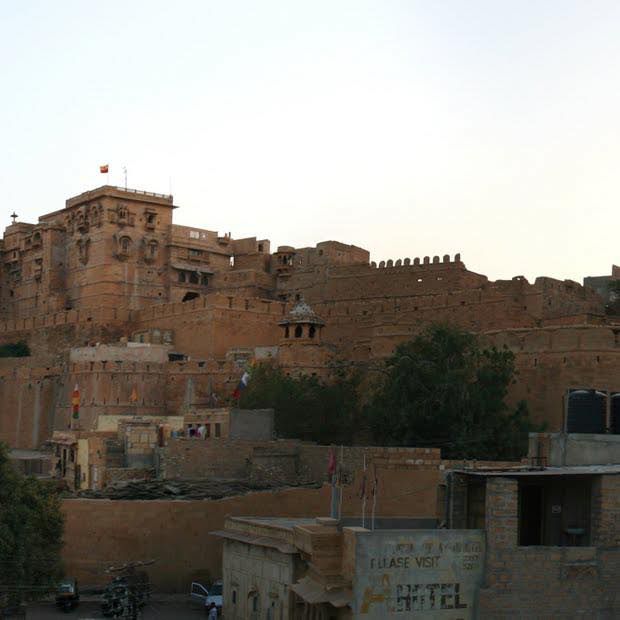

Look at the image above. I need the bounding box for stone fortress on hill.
[0,184,618,449]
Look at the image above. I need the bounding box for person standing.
[207,602,218,619]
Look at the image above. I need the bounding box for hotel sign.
[354,530,485,619]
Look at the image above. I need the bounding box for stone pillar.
[485,477,518,549]
[483,477,518,593]
[591,474,620,547]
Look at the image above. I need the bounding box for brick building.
[448,467,620,618]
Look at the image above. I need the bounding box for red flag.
[327,449,337,477]
[100,164,109,174]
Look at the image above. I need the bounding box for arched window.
[294,325,302,338]
[148,241,158,258]
[309,325,316,339]
[178,272,186,283]
[119,236,131,253]
[284,326,289,338]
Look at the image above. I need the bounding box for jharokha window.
[119,236,131,254]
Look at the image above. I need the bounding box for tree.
[239,363,361,444]
[365,324,539,459]
[0,444,64,606]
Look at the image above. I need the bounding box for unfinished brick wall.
[157,439,258,479]
[479,475,620,618]
[106,467,154,485]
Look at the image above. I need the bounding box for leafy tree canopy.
[365,324,540,459]
[239,363,360,445]
[0,444,64,606]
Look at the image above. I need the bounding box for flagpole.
[371,464,378,531]
[338,444,344,520]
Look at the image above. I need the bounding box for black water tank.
[566,389,606,433]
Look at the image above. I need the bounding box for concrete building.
[214,516,485,619]
[447,465,620,617]
[184,408,274,441]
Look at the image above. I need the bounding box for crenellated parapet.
[370,253,463,269]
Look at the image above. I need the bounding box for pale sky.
[1,1,618,283]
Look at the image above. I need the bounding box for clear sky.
[1,1,618,282]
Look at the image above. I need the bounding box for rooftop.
[53,185,176,214]
[228,516,318,531]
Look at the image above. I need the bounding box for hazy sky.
[1,1,618,282]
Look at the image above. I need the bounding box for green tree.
[366,324,539,459]
[239,363,361,444]
[0,444,64,606]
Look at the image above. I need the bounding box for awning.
[171,261,213,274]
[453,464,620,476]
[290,577,352,608]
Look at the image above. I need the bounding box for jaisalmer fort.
[1,184,617,445]
[3,184,620,618]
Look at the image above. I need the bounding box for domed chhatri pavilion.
[278,300,325,341]
[278,300,329,375]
